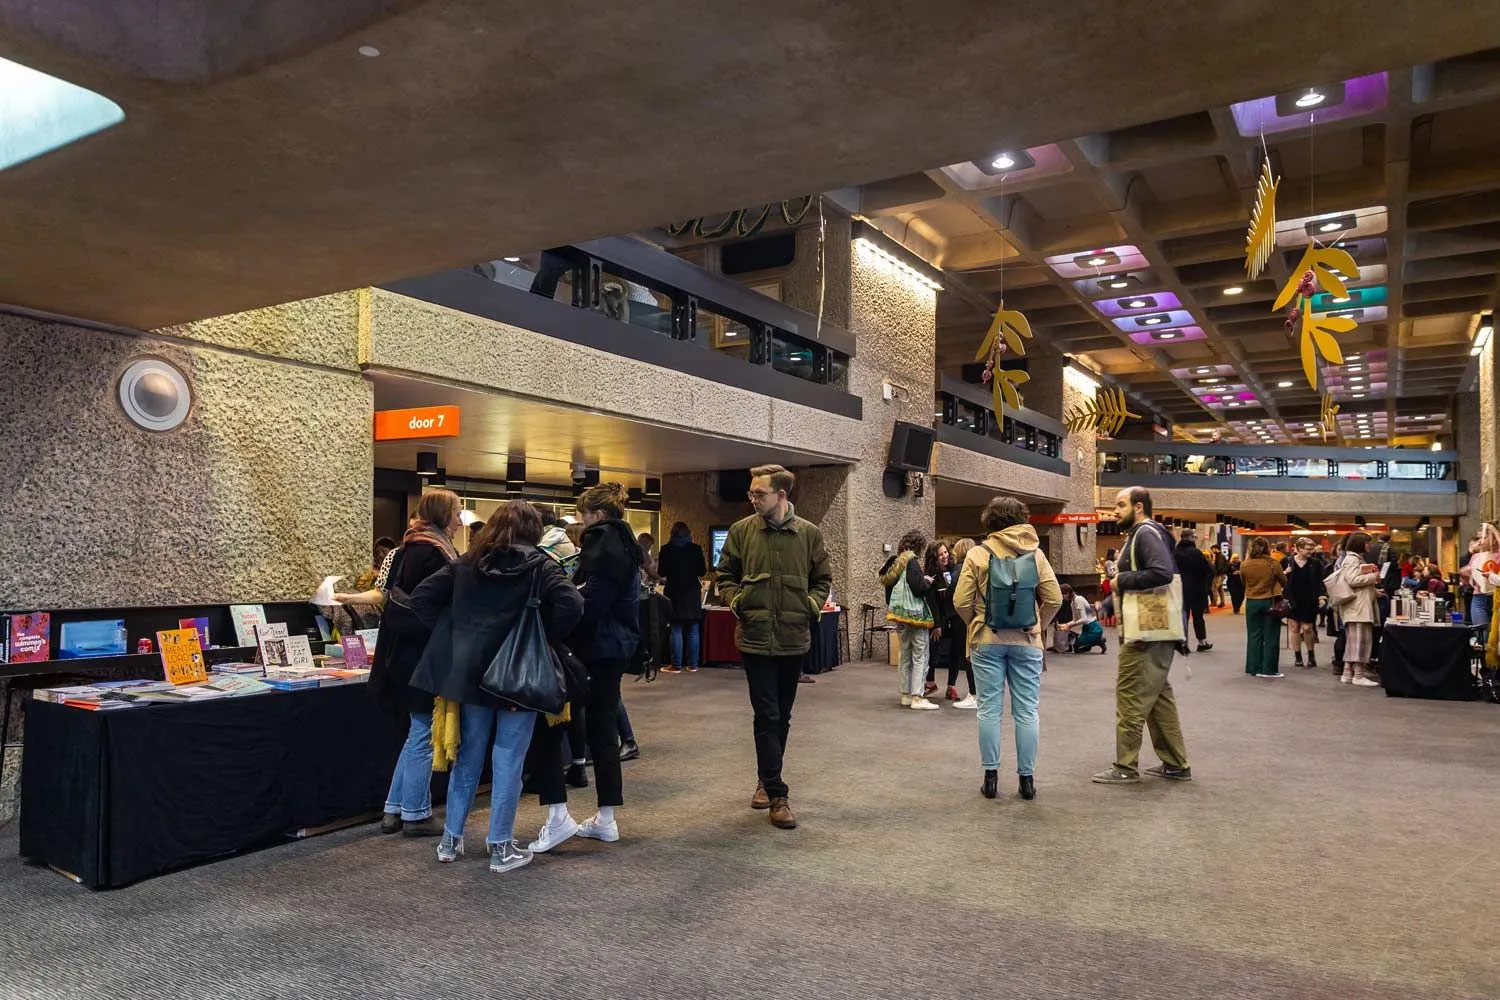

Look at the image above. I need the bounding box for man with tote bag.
[1092,487,1192,784]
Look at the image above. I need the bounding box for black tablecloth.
[19,685,426,888]
[1379,624,1478,701]
[804,611,842,674]
[700,608,842,672]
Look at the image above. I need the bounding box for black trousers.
[743,653,802,799]
[1186,605,1208,642]
[535,659,626,808]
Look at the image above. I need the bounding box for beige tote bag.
[1120,522,1186,642]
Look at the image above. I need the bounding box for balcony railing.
[379,236,860,419]
[935,376,1069,476]
[1098,440,1458,493]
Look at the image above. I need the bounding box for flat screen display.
[711,527,730,570]
[58,619,128,659]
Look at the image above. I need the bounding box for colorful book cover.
[156,627,207,685]
[281,634,315,671]
[357,628,380,653]
[229,605,268,648]
[340,635,369,669]
[5,612,51,663]
[261,675,322,691]
[254,622,290,667]
[178,616,211,651]
[205,676,271,697]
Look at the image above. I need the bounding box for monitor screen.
[711,527,730,569]
[58,619,128,659]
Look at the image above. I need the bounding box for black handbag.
[1269,596,1291,620]
[379,548,431,640]
[478,567,566,715]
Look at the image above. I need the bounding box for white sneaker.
[1352,676,1380,687]
[953,694,978,709]
[909,697,940,711]
[1340,670,1353,684]
[900,695,913,707]
[1265,672,1285,678]
[577,814,620,842]
[527,815,579,853]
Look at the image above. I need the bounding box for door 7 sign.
[373,406,461,441]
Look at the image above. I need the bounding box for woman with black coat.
[657,521,708,672]
[1173,530,1214,652]
[408,500,584,873]
[527,482,642,855]
[358,489,461,839]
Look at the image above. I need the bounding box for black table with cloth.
[1379,623,1477,701]
[700,607,842,672]
[19,685,439,889]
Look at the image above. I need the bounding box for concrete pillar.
[1457,390,1482,546]
[1480,337,1498,529]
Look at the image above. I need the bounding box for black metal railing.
[934,376,1069,476]
[1098,440,1458,493]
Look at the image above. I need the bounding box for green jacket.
[715,508,834,656]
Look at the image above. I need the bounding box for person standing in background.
[881,531,940,710]
[1210,546,1229,608]
[1173,529,1214,654]
[1226,554,1246,615]
[1333,532,1383,687]
[1284,536,1325,670]
[716,464,833,831]
[1093,488,1191,785]
[657,522,708,673]
[1462,523,1500,628]
[1240,537,1287,678]
[924,539,975,706]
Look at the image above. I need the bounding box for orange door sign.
[374,406,461,440]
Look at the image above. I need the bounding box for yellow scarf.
[1487,610,1499,670]
[430,698,462,772]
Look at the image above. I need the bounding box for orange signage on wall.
[373,406,461,441]
[1030,512,1105,525]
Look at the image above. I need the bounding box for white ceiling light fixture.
[118,357,192,432]
[1222,286,1244,296]
[1157,331,1179,339]
[1125,299,1148,308]
[854,230,943,291]
[1349,375,1365,381]
[1296,89,1327,108]
[1277,380,1293,388]
[1352,392,1367,398]
[1318,221,1343,233]
[358,45,381,57]
[502,256,521,263]
[1107,279,1130,290]
[990,153,1016,170]
[1346,354,1361,360]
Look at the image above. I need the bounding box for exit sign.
[374,405,461,441]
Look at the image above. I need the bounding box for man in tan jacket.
[953,496,1063,801]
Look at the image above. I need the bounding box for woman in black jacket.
[527,482,642,854]
[1173,531,1214,653]
[408,500,584,874]
[923,539,977,706]
[359,489,461,839]
[657,521,708,672]
[1284,537,1325,669]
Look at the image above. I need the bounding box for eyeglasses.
[747,490,777,500]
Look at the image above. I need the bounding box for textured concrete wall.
[1457,390,1483,545]
[1047,372,1101,575]
[364,289,863,462]
[1096,484,1466,518]
[156,291,367,370]
[1480,340,1497,526]
[930,444,1071,503]
[0,312,371,609]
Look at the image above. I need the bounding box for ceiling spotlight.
[1277,380,1293,388]
[1200,377,1222,384]
[1349,374,1365,381]
[1304,423,1317,429]
[1227,401,1241,407]
[1347,364,1363,371]
[1318,221,1342,233]
[1157,331,1179,339]
[503,256,521,263]
[1296,89,1326,108]
[1332,295,1351,303]
[1247,419,1259,424]
[1108,280,1130,290]
[1142,316,1165,325]
[1087,256,1109,267]
[990,153,1017,170]
[1194,366,1213,374]
[358,45,382,58]
[1223,286,1244,296]
[1346,353,1361,360]
[1352,392,1367,398]
[1125,299,1148,308]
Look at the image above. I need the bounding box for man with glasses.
[715,464,833,830]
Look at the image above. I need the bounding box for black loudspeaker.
[1457,479,1468,493]
[881,468,908,499]
[717,469,753,502]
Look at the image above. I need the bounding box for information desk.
[700,607,842,673]
[1380,622,1478,701]
[19,685,421,889]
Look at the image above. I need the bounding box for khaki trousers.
[1114,639,1189,775]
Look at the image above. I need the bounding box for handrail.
[572,236,857,357]
[938,374,1066,437]
[1101,440,1458,462]
[935,423,1071,477]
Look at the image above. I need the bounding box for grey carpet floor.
[3,612,1498,999]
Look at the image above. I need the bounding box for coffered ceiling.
[860,49,1500,446]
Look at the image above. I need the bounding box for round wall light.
[118,358,192,432]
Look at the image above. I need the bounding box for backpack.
[981,544,1040,630]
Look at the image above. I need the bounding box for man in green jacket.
[715,464,833,830]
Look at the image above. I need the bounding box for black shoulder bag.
[379,547,430,640]
[479,567,567,715]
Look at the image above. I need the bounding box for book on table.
[2,612,51,663]
[229,604,268,648]
[156,627,208,685]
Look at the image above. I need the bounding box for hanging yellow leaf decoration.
[1319,394,1340,441]
[1274,244,1360,312]
[975,307,1034,363]
[1298,307,1356,390]
[1064,387,1143,437]
[1245,160,1279,279]
[995,368,1030,414]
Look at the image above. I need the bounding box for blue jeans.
[443,704,537,846]
[670,621,701,667]
[970,643,1043,775]
[1472,593,1493,629]
[385,710,434,821]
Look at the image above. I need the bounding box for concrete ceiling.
[855,45,1500,446]
[4,2,1500,329]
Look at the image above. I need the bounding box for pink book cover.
[7,612,52,663]
[178,617,211,650]
[340,635,370,669]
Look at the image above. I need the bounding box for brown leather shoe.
[750,782,770,810]
[768,796,797,829]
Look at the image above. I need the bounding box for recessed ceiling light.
[1199,377,1222,384]
[1332,296,1352,303]
[358,45,381,57]
[990,153,1017,170]
[1108,280,1130,289]
[1296,89,1326,108]
[1157,331,1179,339]
[1318,221,1343,233]
[1349,375,1365,381]
[1277,380,1293,388]
[1304,423,1317,429]
[1352,392,1366,398]
[725,331,738,338]
[1087,257,1109,267]
[1142,316,1165,325]
[1194,366,1213,374]
[502,256,521,263]
[1346,364,1363,371]
[1226,401,1241,407]
[1222,286,1244,296]
[1125,299,1148,308]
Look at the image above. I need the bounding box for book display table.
[1380,622,1479,701]
[20,685,410,889]
[700,607,842,672]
